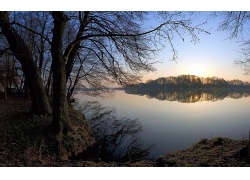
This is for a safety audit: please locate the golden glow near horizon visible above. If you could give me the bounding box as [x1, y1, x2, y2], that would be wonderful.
[189, 66, 207, 77]
[184, 63, 212, 78]
[142, 55, 250, 83]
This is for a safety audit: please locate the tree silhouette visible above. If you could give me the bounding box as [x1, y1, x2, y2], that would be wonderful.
[0, 11, 209, 159]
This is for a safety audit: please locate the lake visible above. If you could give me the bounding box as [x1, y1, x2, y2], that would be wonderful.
[74, 89, 250, 159]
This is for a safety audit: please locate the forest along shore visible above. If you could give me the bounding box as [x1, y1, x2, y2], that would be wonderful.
[0, 94, 250, 167]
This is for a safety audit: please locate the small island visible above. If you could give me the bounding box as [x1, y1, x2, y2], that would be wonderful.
[125, 74, 250, 91]
[124, 75, 250, 103]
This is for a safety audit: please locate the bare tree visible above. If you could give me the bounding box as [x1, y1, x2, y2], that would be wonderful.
[214, 12, 250, 39]
[213, 11, 250, 75]
[0, 11, 52, 115]
[0, 11, 209, 159]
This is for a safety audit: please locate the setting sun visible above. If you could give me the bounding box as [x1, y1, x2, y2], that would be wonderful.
[187, 64, 212, 77]
[190, 67, 204, 77]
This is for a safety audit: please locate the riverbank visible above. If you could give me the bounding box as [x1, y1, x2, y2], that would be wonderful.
[0, 95, 249, 166]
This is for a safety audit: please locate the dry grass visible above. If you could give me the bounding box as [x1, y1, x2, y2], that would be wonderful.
[157, 137, 250, 167]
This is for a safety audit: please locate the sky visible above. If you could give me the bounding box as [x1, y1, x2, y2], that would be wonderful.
[2, 1, 250, 86]
[141, 11, 250, 83]
[3, 2, 250, 85]
[2, 0, 250, 178]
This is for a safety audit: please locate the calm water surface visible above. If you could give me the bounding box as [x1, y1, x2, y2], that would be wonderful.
[74, 90, 250, 158]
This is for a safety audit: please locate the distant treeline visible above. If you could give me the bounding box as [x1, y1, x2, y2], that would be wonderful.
[127, 75, 250, 90]
[125, 88, 250, 103]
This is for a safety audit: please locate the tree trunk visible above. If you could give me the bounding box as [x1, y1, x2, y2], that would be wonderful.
[3, 80, 7, 100]
[45, 12, 95, 160]
[46, 12, 94, 160]
[45, 66, 52, 97]
[0, 11, 51, 115]
[49, 12, 70, 134]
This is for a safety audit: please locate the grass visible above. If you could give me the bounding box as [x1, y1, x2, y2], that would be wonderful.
[157, 137, 250, 167]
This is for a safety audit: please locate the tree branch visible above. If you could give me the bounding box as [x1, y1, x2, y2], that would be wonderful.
[11, 21, 52, 44]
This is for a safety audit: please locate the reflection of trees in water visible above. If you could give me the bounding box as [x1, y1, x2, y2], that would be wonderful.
[125, 89, 250, 103]
[73, 101, 153, 162]
[228, 92, 250, 99]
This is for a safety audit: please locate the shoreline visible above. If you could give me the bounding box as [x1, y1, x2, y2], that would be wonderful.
[0, 95, 249, 166]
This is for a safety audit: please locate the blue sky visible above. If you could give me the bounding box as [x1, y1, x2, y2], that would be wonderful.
[3, 2, 250, 84]
[141, 11, 250, 83]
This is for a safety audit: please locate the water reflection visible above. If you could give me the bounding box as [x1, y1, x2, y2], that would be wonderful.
[73, 101, 153, 162]
[74, 90, 250, 157]
[125, 88, 250, 103]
